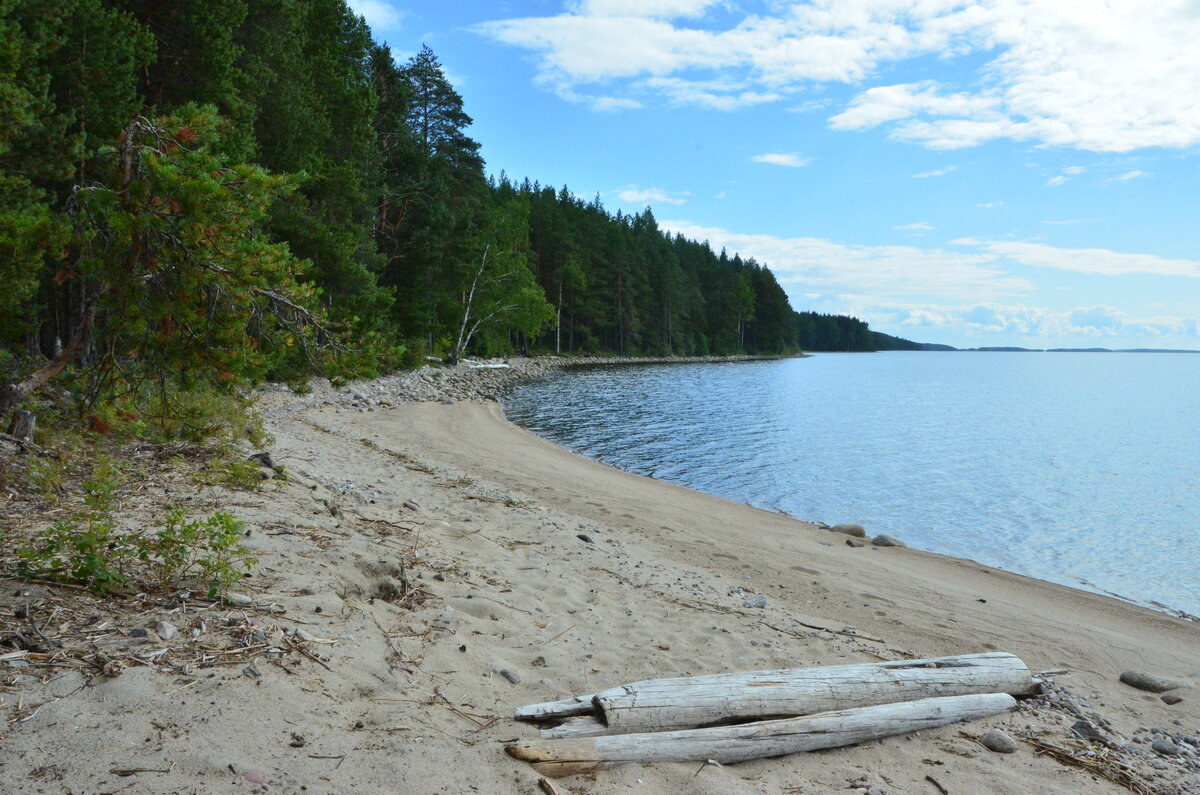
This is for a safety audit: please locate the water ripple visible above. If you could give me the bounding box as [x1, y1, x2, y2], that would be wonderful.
[505, 354, 1200, 614]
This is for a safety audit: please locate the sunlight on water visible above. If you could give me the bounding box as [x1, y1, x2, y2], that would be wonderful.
[505, 353, 1200, 615]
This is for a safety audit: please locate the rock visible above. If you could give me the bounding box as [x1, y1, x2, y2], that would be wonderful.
[402, 500, 419, 511]
[980, 728, 1018, 753]
[247, 451, 276, 470]
[743, 594, 768, 609]
[1153, 738, 1183, 756]
[225, 593, 253, 606]
[576, 533, 594, 544]
[1120, 670, 1196, 693]
[244, 770, 270, 785]
[128, 628, 148, 638]
[1071, 720, 1105, 741]
[153, 621, 177, 641]
[532, 656, 547, 667]
[872, 534, 906, 547]
[1163, 694, 1184, 705]
[845, 538, 865, 548]
[831, 523, 866, 538]
[497, 668, 521, 684]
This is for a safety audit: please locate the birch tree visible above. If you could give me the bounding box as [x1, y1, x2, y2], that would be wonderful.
[448, 199, 552, 364]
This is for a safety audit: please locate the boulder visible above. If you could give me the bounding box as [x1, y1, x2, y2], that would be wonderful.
[831, 523, 867, 538]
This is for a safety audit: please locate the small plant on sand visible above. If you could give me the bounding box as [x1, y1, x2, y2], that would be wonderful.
[141, 508, 255, 598]
[17, 495, 255, 597]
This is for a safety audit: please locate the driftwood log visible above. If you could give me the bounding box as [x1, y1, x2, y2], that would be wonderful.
[517, 652, 1035, 737]
[508, 692, 1017, 777]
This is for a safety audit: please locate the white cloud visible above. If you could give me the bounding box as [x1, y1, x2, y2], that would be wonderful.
[616, 186, 688, 205]
[1116, 170, 1148, 181]
[1043, 219, 1081, 225]
[954, 239, 1200, 278]
[977, 201, 1003, 208]
[914, 165, 956, 178]
[1046, 175, 1068, 187]
[860, 300, 1200, 344]
[346, 0, 405, 29]
[1063, 166, 1085, 175]
[894, 222, 934, 231]
[570, 0, 718, 18]
[658, 221, 1033, 301]
[751, 152, 811, 167]
[479, 1, 1200, 151]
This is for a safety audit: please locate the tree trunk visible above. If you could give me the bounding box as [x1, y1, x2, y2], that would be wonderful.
[508, 693, 1017, 778]
[5, 410, 36, 441]
[0, 302, 96, 415]
[517, 652, 1035, 736]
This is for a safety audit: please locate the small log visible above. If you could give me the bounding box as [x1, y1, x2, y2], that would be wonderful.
[508, 692, 1016, 777]
[6, 410, 35, 442]
[515, 695, 594, 723]
[518, 652, 1035, 736]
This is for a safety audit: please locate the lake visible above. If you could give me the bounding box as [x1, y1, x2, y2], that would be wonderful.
[503, 353, 1200, 616]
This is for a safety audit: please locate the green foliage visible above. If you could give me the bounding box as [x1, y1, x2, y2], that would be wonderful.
[17, 498, 255, 598]
[140, 508, 255, 598]
[71, 105, 327, 406]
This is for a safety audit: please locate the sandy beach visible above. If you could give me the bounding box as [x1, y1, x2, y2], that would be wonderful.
[2, 361, 1199, 793]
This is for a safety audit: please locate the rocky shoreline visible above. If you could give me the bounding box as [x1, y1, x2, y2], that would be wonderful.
[261, 353, 798, 415]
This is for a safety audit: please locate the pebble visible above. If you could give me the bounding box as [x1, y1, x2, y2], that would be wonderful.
[128, 628, 148, 638]
[845, 539, 866, 548]
[872, 534, 906, 548]
[155, 621, 177, 641]
[743, 594, 768, 609]
[1120, 670, 1195, 693]
[244, 770, 270, 785]
[225, 593, 253, 607]
[831, 523, 866, 538]
[576, 533, 594, 544]
[1163, 694, 1184, 705]
[532, 656, 547, 667]
[1071, 720, 1105, 741]
[1153, 739, 1183, 756]
[981, 728, 1018, 753]
[497, 669, 521, 684]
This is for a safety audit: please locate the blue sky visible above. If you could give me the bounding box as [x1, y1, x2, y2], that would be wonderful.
[351, 0, 1200, 349]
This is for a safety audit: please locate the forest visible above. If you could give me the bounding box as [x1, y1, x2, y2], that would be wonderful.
[0, 0, 907, 433]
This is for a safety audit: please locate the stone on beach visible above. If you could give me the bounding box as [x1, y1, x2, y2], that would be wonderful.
[872, 534, 906, 547]
[1120, 670, 1195, 693]
[831, 523, 866, 538]
[980, 728, 1018, 753]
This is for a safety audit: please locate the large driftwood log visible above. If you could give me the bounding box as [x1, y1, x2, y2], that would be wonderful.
[508, 692, 1017, 777]
[517, 652, 1035, 737]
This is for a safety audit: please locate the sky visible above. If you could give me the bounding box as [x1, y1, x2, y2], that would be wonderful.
[351, 0, 1200, 349]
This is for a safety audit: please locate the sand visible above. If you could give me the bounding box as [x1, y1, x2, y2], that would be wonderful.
[2, 361, 1199, 793]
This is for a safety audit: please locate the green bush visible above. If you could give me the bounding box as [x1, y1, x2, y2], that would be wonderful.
[16, 491, 255, 598]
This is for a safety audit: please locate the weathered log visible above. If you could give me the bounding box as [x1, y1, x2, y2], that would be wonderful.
[508, 692, 1017, 777]
[6, 410, 35, 442]
[518, 652, 1035, 736]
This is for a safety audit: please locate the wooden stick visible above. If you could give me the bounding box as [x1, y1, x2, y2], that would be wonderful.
[508, 693, 1017, 778]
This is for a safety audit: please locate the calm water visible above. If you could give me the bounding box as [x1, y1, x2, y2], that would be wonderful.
[504, 353, 1200, 615]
